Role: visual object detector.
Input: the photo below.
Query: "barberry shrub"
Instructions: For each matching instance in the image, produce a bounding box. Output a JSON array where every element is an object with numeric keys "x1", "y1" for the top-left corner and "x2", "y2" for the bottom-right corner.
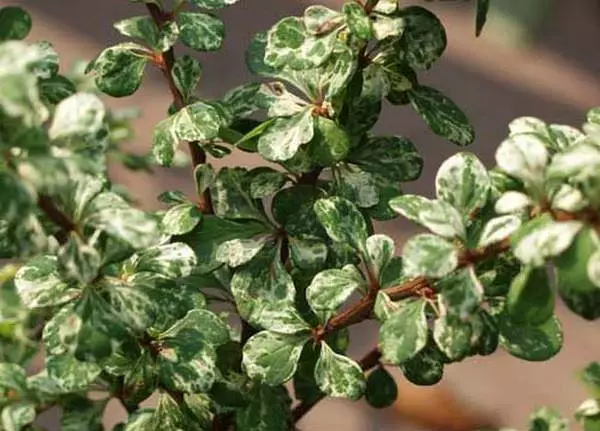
[{"x1": 0, "y1": 1, "x2": 599, "y2": 430}]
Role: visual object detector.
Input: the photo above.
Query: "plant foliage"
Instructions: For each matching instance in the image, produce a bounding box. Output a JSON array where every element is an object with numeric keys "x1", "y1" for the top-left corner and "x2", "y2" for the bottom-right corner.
[{"x1": 0, "y1": 1, "x2": 598, "y2": 430}]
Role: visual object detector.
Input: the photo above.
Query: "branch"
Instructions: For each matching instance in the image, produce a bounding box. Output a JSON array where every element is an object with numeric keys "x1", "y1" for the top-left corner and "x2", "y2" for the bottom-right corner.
[
  {"x1": 313, "y1": 239, "x2": 511, "y2": 342},
  {"x1": 145, "y1": 3, "x2": 213, "y2": 213},
  {"x1": 37, "y1": 195, "x2": 77, "y2": 245},
  {"x1": 292, "y1": 347, "x2": 382, "y2": 423}
]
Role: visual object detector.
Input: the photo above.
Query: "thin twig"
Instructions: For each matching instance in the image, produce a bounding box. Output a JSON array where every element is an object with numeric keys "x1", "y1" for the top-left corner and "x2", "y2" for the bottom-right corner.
[
  {"x1": 146, "y1": 3, "x2": 213, "y2": 213},
  {"x1": 37, "y1": 195, "x2": 77, "y2": 244}
]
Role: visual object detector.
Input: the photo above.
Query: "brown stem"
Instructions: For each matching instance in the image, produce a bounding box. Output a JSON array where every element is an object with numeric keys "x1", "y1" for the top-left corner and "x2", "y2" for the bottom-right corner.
[
  {"x1": 292, "y1": 347, "x2": 382, "y2": 423},
  {"x1": 145, "y1": 3, "x2": 213, "y2": 214},
  {"x1": 37, "y1": 195, "x2": 77, "y2": 245}
]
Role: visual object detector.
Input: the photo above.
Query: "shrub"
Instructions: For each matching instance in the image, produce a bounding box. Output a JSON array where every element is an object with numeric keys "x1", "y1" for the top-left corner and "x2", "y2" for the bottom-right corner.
[{"x1": 0, "y1": 1, "x2": 598, "y2": 429}]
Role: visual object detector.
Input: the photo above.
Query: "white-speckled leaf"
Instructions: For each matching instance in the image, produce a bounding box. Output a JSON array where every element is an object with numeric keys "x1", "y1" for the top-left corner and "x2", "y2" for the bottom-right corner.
[
  {"x1": 409, "y1": 85, "x2": 474, "y2": 146},
  {"x1": 306, "y1": 264, "x2": 365, "y2": 319},
  {"x1": 265, "y1": 17, "x2": 339, "y2": 70},
  {"x1": 1, "y1": 402, "x2": 35, "y2": 431},
  {"x1": 178, "y1": 12, "x2": 224, "y2": 52},
  {"x1": 258, "y1": 108, "x2": 314, "y2": 161},
  {"x1": 513, "y1": 218, "x2": 583, "y2": 267},
  {"x1": 242, "y1": 331, "x2": 308, "y2": 385},
  {"x1": 303, "y1": 5, "x2": 344, "y2": 35},
  {"x1": 495, "y1": 134, "x2": 548, "y2": 188},
  {"x1": 478, "y1": 215, "x2": 521, "y2": 248},
  {"x1": 314, "y1": 196, "x2": 368, "y2": 251},
  {"x1": 402, "y1": 234, "x2": 458, "y2": 278},
  {"x1": 435, "y1": 152, "x2": 490, "y2": 218},
  {"x1": 130, "y1": 242, "x2": 197, "y2": 279},
  {"x1": 48, "y1": 93, "x2": 105, "y2": 140},
  {"x1": 162, "y1": 203, "x2": 202, "y2": 236},
  {"x1": 216, "y1": 237, "x2": 268, "y2": 268},
  {"x1": 86, "y1": 43, "x2": 149, "y2": 97},
  {"x1": 314, "y1": 342, "x2": 366, "y2": 400},
  {"x1": 15, "y1": 255, "x2": 79, "y2": 308},
  {"x1": 366, "y1": 234, "x2": 395, "y2": 279},
  {"x1": 389, "y1": 195, "x2": 465, "y2": 239},
  {"x1": 379, "y1": 299, "x2": 428, "y2": 364},
  {"x1": 495, "y1": 191, "x2": 532, "y2": 214},
  {"x1": 374, "y1": 291, "x2": 400, "y2": 322}
]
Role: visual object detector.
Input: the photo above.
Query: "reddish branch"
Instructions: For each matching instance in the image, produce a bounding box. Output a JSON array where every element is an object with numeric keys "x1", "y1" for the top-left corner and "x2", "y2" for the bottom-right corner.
[{"x1": 146, "y1": 3, "x2": 213, "y2": 213}]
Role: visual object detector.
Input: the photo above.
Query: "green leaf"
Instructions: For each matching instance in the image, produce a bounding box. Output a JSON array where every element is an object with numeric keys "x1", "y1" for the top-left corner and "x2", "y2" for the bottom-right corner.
[
  {"x1": 189, "y1": 0, "x2": 240, "y2": 9},
  {"x1": 506, "y1": 266, "x2": 554, "y2": 325},
  {"x1": 306, "y1": 265, "x2": 365, "y2": 320},
  {"x1": 61, "y1": 396, "x2": 107, "y2": 431},
  {"x1": 348, "y1": 135, "x2": 423, "y2": 183},
  {"x1": 365, "y1": 366, "x2": 397, "y2": 408},
  {"x1": 372, "y1": 14, "x2": 405, "y2": 41},
  {"x1": 171, "y1": 55, "x2": 202, "y2": 102},
  {"x1": 173, "y1": 101, "x2": 226, "y2": 142},
  {"x1": 87, "y1": 43, "x2": 149, "y2": 97},
  {"x1": 335, "y1": 167, "x2": 379, "y2": 208},
  {"x1": 308, "y1": 116, "x2": 350, "y2": 166},
  {"x1": 15, "y1": 255, "x2": 78, "y2": 308},
  {"x1": 48, "y1": 93, "x2": 106, "y2": 141},
  {"x1": 1, "y1": 402, "x2": 35, "y2": 431},
  {"x1": 304, "y1": 5, "x2": 344, "y2": 37},
  {"x1": 497, "y1": 311, "x2": 563, "y2": 361},
  {"x1": 249, "y1": 168, "x2": 288, "y2": 199},
  {"x1": 130, "y1": 243, "x2": 197, "y2": 279},
  {"x1": 216, "y1": 237, "x2": 268, "y2": 267},
  {"x1": 343, "y1": 2, "x2": 373, "y2": 41},
  {"x1": 400, "y1": 342, "x2": 444, "y2": 386},
  {"x1": 580, "y1": 362, "x2": 600, "y2": 397},
  {"x1": 180, "y1": 216, "x2": 267, "y2": 273},
  {"x1": 83, "y1": 192, "x2": 161, "y2": 249},
  {"x1": 45, "y1": 354, "x2": 102, "y2": 392},
  {"x1": 365, "y1": 234, "x2": 395, "y2": 280},
  {"x1": 575, "y1": 399, "x2": 600, "y2": 431},
  {"x1": 0, "y1": 6, "x2": 32, "y2": 41},
  {"x1": 236, "y1": 384, "x2": 292, "y2": 431},
  {"x1": 528, "y1": 407, "x2": 569, "y2": 431},
  {"x1": 433, "y1": 315, "x2": 472, "y2": 361},
  {"x1": 289, "y1": 237, "x2": 328, "y2": 271},
  {"x1": 314, "y1": 196, "x2": 368, "y2": 250},
  {"x1": 478, "y1": 215, "x2": 521, "y2": 248},
  {"x1": 314, "y1": 342, "x2": 365, "y2": 400},
  {"x1": 114, "y1": 16, "x2": 178, "y2": 52},
  {"x1": 58, "y1": 235, "x2": 102, "y2": 284},
  {"x1": 151, "y1": 116, "x2": 179, "y2": 166},
  {"x1": 157, "y1": 310, "x2": 228, "y2": 393},
  {"x1": 475, "y1": 0, "x2": 490, "y2": 36},
  {"x1": 223, "y1": 82, "x2": 269, "y2": 118},
  {"x1": 39, "y1": 74, "x2": 77, "y2": 104},
  {"x1": 389, "y1": 195, "x2": 465, "y2": 239},
  {"x1": 435, "y1": 152, "x2": 490, "y2": 218},
  {"x1": 555, "y1": 228, "x2": 600, "y2": 320},
  {"x1": 0, "y1": 363, "x2": 28, "y2": 395},
  {"x1": 437, "y1": 267, "x2": 483, "y2": 319},
  {"x1": 265, "y1": 17, "x2": 339, "y2": 70},
  {"x1": 496, "y1": 133, "x2": 549, "y2": 188},
  {"x1": 409, "y1": 85, "x2": 474, "y2": 146},
  {"x1": 258, "y1": 108, "x2": 314, "y2": 161},
  {"x1": 402, "y1": 234, "x2": 458, "y2": 278},
  {"x1": 374, "y1": 291, "x2": 400, "y2": 322},
  {"x1": 242, "y1": 331, "x2": 307, "y2": 385},
  {"x1": 178, "y1": 12, "x2": 225, "y2": 52},
  {"x1": 512, "y1": 216, "x2": 583, "y2": 267},
  {"x1": 399, "y1": 7, "x2": 446, "y2": 70},
  {"x1": 379, "y1": 299, "x2": 428, "y2": 364},
  {"x1": 0, "y1": 73, "x2": 48, "y2": 126},
  {"x1": 210, "y1": 167, "x2": 266, "y2": 222},
  {"x1": 162, "y1": 203, "x2": 203, "y2": 236}
]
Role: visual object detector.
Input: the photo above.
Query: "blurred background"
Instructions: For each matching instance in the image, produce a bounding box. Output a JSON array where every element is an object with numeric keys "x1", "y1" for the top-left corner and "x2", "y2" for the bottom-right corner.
[{"x1": 7, "y1": 0, "x2": 600, "y2": 429}]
